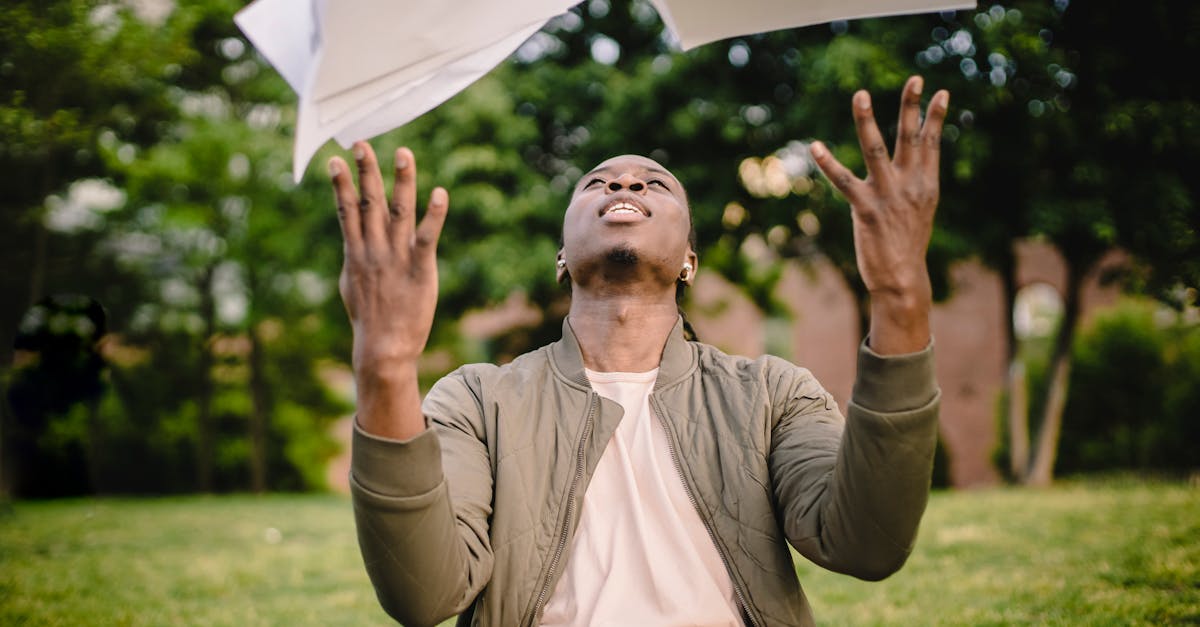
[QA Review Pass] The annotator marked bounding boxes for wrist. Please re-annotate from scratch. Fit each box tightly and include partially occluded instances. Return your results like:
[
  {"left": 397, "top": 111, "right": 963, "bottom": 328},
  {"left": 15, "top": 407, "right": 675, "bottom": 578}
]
[
  {"left": 868, "top": 287, "right": 931, "bottom": 324},
  {"left": 354, "top": 356, "right": 420, "bottom": 386},
  {"left": 867, "top": 286, "right": 931, "bottom": 355}
]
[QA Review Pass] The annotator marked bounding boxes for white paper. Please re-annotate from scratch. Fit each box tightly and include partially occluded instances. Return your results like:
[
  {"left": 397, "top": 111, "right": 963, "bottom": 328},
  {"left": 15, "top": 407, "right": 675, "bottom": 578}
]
[
  {"left": 312, "top": 0, "right": 574, "bottom": 102},
  {"left": 236, "top": 0, "right": 980, "bottom": 181},
  {"left": 650, "top": 0, "right": 977, "bottom": 51},
  {"left": 233, "top": 0, "right": 318, "bottom": 94},
  {"left": 331, "top": 23, "right": 544, "bottom": 147},
  {"left": 235, "top": 0, "right": 568, "bottom": 180}
]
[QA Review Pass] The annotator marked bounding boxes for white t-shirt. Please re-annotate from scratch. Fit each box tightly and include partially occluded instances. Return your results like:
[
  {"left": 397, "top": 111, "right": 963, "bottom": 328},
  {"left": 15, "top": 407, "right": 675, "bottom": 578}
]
[{"left": 540, "top": 368, "right": 742, "bottom": 627}]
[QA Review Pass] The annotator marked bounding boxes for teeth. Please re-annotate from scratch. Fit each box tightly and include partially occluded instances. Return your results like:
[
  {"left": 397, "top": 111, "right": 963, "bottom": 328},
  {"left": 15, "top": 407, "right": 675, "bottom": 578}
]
[{"left": 606, "top": 202, "right": 642, "bottom": 215}]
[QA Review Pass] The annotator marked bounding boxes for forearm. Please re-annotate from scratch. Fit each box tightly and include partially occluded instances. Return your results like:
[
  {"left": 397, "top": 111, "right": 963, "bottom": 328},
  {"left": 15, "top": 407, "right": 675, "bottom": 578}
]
[
  {"left": 775, "top": 344, "right": 939, "bottom": 580},
  {"left": 351, "top": 425, "right": 486, "bottom": 625}
]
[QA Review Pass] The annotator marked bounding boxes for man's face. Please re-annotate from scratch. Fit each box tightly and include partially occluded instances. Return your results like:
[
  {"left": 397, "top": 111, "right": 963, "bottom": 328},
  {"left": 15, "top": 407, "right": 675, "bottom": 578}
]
[{"left": 560, "top": 155, "right": 694, "bottom": 282}]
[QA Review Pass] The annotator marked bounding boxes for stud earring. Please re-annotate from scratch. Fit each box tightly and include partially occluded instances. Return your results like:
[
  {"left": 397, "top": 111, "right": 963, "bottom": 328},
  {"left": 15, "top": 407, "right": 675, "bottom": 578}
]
[
  {"left": 680, "top": 262, "right": 693, "bottom": 282},
  {"left": 556, "top": 259, "right": 567, "bottom": 269}
]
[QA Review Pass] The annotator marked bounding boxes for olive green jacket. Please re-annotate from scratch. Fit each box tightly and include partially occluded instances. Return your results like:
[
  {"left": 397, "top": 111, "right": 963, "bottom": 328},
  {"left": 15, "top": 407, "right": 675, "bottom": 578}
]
[{"left": 350, "top": 318, "right": 940, "bottom": 626}]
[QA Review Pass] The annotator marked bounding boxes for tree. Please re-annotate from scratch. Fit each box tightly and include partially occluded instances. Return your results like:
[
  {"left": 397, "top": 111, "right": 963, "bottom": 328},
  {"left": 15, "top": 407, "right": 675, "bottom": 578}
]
[{"left": 0, "top": 0, "right": 190, "bottom": 496}]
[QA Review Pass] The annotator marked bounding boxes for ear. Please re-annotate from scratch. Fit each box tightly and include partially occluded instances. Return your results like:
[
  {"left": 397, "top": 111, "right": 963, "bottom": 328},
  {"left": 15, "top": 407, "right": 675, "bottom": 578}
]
[
  {"left": 556, "top": 249, "right": 569, "bottom": 284},
  {"left": 680, "top": 248, "right": 699, "bottom": 286}
]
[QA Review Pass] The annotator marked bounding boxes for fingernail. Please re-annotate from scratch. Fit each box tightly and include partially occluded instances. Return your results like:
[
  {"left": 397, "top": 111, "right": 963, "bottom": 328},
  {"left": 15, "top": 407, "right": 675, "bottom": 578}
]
[
  {"left": 857, "top": 91, "right": 871, "bottom": 110},
  {"left": 353, "top": 145, "right": 365, "bottom": 161},
  {"left": 328, "top": 160, "right": 340, "bottom": 177},
  {"left": 809, "top": 141, "right": 825, "bottom": 158},
  {"left": 396, "top": 156, "right": 408, "bottom": 170},
  {"left": 912, "top": 77, "right": 924, "bottom": 95},
  {"left": 938, "top": 90, "right": 950, "bottom": 108}
]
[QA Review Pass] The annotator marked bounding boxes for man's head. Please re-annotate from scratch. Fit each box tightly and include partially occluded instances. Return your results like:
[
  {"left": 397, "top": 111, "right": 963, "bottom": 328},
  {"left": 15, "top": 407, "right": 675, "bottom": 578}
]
[{"left": 557, "top": 155, "right": 697, "bottom": 292}]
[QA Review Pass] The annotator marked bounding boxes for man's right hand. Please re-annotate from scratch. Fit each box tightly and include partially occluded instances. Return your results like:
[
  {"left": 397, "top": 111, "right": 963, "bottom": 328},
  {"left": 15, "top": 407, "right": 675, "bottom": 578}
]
[{"left": 330, "top": 142, "right": 448, "bottom": 439}]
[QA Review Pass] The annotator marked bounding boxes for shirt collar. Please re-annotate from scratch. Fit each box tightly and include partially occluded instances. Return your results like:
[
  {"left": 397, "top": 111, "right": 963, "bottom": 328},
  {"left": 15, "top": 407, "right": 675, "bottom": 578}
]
[{"left": 551, "top": 316, "right": 697, "bottom": 391}]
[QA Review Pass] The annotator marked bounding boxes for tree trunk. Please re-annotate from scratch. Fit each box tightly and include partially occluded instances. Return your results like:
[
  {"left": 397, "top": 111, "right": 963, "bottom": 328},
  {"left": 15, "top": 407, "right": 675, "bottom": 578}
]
[
  {"left": 1007, "top": 360, "right": 1030, "bottom": 482},
  {"left": 196, "top": 266, "right": 216, "bottom": 493},
  {"left": 85, "top": 395, "right": 105, "bottom": 494},
  {"left": 248, "top": 324, "right": 269, "bottom": 493},
  {"left": 999, "top": 257, "right": 1030, "bottom": 482},
  {"left": 1025, "top": 265, "right": 1083, "bottom": 487},
  {"left": 0, "top": 385, "right": 10, "bottom": 500}
]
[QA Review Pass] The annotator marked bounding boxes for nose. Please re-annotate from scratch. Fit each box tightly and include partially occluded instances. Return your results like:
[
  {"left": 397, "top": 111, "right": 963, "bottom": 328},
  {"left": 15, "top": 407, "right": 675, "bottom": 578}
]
[{"left": 607, "top": 173, "right": 646, "bottom": 194}]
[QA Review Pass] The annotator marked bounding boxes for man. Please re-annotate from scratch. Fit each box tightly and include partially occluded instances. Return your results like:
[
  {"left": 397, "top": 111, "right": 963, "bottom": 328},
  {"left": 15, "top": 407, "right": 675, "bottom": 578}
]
[{"left": 332, "top": 75, "right": 947, "bottom": 626}]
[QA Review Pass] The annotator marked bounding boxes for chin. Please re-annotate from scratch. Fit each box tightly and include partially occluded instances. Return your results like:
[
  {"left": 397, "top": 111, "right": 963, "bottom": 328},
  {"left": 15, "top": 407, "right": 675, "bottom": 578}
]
[{"left": 604, "top": 243, "right": 640, "bottom": 266}]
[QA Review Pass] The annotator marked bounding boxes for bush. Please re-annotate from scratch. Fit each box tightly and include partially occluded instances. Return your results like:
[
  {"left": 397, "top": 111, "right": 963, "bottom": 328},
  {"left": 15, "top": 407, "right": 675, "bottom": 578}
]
[{"left": 1057, "top": 299, "right": 1200, "bottom": 475}]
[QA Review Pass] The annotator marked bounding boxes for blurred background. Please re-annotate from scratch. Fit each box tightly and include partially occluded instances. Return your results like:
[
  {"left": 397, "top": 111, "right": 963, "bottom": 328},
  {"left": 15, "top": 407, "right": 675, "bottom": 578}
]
[{"left": 1, "top": 0, "right": 1196, "bottom": 500}]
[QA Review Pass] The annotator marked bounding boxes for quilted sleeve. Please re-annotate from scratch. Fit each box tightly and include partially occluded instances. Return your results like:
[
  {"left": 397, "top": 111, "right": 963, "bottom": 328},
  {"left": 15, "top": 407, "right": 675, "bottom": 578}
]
[
  {"left": 350, "top": 369, "right": 495, "bottom": 626},
  {"left": 768, "top": 339, "right": 940, "bottom": 581}
]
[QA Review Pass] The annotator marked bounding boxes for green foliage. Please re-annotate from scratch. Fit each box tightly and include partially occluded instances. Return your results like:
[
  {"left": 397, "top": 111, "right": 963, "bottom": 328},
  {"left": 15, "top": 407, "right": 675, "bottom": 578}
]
[
  {"left": 1058, "top": 300, "right": 1200, "bottom": 474},
  {"left": 3, "top": 0, "right": 1198, "bottom": 495}
]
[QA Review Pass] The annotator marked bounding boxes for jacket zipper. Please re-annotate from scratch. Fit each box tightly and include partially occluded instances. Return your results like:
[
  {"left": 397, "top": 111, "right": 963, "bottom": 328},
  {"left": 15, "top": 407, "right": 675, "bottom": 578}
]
[
  {"left": 650, "top": 396, "right": 763, "bottom": 627},
  {"left": 525, "top": 393, "right": 597, "bottom": 626}
]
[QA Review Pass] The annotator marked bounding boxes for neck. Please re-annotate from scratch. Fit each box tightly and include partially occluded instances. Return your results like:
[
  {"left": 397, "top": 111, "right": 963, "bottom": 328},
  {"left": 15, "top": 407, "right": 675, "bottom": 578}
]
[{"left": 567, "top": 282, "right": 680, "bottom": 372}]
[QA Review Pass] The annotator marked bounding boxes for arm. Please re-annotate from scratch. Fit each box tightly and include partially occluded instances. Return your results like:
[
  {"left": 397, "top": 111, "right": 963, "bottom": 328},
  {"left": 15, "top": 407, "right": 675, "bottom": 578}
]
[
  {"left": 350, "top": 372, "right": 495, "bottom": 626},
  {"left": 769, "top": 346, "right": 939, "bottom": 580},
  {"left": 771, "top": 76, "right": 947, "bottom": 578},
  {"left": 331, "top": 144, "right": 492, "bottom": 624}
]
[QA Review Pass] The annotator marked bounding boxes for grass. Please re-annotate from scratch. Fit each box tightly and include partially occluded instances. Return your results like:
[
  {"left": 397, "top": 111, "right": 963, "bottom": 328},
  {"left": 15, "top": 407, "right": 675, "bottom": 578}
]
[{"left": 1, "top": 477, "right": 1197, "bottom": 626}]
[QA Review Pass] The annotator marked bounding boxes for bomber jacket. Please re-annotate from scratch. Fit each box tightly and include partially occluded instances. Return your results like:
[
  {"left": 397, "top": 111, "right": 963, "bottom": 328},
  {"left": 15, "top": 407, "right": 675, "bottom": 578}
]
[{"left": 350, "top": 318, "right": 940, "bottom": 627}]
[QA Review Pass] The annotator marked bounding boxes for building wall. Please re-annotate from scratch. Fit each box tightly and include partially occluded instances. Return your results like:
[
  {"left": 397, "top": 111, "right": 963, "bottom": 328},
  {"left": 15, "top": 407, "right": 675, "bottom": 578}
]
[{"left": 688, "top": 239, "right": 1125, "bottom": 488}]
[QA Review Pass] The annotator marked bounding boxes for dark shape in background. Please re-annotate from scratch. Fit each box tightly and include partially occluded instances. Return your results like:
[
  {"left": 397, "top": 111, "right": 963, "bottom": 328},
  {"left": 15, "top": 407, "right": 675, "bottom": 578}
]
[{"left": 5, "top": 294, "right": 107, "bottom": 498}]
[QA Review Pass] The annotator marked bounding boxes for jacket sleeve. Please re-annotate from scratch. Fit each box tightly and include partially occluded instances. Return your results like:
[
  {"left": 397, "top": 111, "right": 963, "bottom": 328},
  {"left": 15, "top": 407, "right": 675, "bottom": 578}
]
[
  {"left": 768, "top": 339, "right": 940, "bottom": 581},
  {"left": 349, "top": 369, "right": 495, "bottom": 626}
]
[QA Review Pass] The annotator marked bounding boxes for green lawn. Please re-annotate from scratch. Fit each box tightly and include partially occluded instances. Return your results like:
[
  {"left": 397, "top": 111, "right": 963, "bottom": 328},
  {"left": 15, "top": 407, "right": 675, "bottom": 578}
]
[{"left": 1, "top": 478, "right": 1197, "bottom": 626}]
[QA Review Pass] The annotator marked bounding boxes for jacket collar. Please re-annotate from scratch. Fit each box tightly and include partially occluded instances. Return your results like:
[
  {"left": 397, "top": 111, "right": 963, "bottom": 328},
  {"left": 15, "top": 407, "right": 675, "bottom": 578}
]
[{"left": 551, "top": 316, "right": 698, "bottom": 391}]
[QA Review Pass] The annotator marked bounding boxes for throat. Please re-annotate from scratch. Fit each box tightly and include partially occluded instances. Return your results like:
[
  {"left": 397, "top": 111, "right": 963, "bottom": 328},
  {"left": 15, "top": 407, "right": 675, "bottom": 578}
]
[{"left": 567, "top": 298, "right": 681, "bottom": 373}]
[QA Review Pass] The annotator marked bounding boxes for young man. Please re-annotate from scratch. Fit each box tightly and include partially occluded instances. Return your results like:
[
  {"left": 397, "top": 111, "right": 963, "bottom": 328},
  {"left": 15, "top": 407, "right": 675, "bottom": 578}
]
[{"left": 331, "top": 75, "right": 947, "bottom": 626}]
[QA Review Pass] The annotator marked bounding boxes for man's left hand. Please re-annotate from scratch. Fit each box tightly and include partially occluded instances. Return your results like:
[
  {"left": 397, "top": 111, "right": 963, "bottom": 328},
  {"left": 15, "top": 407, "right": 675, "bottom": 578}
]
[{"left": 811, "top": 75, "right": 948, "bottom": 354}]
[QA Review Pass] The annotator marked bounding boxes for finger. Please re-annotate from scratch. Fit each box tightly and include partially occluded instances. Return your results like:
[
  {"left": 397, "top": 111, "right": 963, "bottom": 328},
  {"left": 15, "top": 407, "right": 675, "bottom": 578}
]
[
  {"left": 353, "top": 141, "right": 388, "bottom": 251},
  {"left": 894, "top": 76, "right": 924, "bottom": 169},
  {"left": 810, "top": 141, "right": 866, "bottom": 205},
  {"left": 329, "top": 157, "right": 362, "bottom": 255},
  {"left": 413, "top": 187, "right": 449, "bottom": 269},
  {"left": 389, "top": 147, "right": 418, "bottom": 250},
  {"left": 852, "top": 90, "right": 895, "bottom": 189},
  {"left": 920, "top": 90, "right": 951, "bottom": 181}
]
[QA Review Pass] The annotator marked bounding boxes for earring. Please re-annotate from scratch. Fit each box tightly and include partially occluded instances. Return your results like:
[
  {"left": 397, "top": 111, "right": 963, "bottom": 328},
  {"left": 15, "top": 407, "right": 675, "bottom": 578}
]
[
  {"left": 556, "top": 259, "right": 567, "bottom": 269},
  {"left": 680, "top": 262, "right": 693, "bottom": 282}
]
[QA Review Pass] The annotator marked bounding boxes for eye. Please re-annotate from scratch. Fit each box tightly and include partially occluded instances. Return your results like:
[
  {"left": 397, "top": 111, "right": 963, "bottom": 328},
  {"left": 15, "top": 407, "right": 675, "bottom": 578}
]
[
  {"left": 648, "top": 179, "right": 669, "bottom": 189},
  {"left": 583, "top": 178, "right": 605, "bottom": 188}
]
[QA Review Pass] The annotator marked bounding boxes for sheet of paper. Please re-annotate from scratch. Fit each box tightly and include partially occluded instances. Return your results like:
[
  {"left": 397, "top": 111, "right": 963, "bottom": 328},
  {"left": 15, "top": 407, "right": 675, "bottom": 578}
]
[
  {"left": 650, "top": 0, "right": 977, "bottom": 50},
  {"left": 312, "top": 0, "right": 576, "bottom": 102},
  {"left": 236, "top": 0, "right": 562, "bottom": 180},
  {"left": 290, "top": 21, "right": 545, "bottom": 181},
  {"left": 237, "top": 0, "right": 980, "bottom": 181},
  {"left": 331, "top": 23, "right": 544, "bottom": 147},
  {"left": 233, "top": 0, "right": 318, "bottom": 94}
]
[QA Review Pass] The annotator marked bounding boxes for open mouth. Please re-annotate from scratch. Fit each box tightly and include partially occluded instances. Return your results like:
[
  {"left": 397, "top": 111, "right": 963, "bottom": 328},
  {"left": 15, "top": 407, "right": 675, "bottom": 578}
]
[{"left": 600, "top": 200, "right": 649, "bottom": 217}]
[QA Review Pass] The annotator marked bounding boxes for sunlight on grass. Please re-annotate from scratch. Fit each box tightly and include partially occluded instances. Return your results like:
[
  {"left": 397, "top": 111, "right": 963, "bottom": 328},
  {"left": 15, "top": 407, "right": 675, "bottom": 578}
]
[{"left": 1, "top": 478, "right": 1197, "bottom": 625}]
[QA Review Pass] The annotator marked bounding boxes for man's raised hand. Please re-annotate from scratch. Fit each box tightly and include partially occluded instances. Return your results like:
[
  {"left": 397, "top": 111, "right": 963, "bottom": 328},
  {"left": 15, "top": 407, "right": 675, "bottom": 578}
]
[
  {"left": 810, "top": 76, "right": 949, "bottom": 354},
  {"left": 330, "top": 142, "right": 447, "bottom": 439}
]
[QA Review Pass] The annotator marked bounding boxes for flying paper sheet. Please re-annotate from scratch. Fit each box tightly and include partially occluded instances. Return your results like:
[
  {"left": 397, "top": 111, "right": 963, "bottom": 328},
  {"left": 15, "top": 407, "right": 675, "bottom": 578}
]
[
  {"left": 236, "top": 0, "right": 976, "bottom": 181},
  {"left": 649, "top": 0, "right": 976, "bottom": 51}
]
